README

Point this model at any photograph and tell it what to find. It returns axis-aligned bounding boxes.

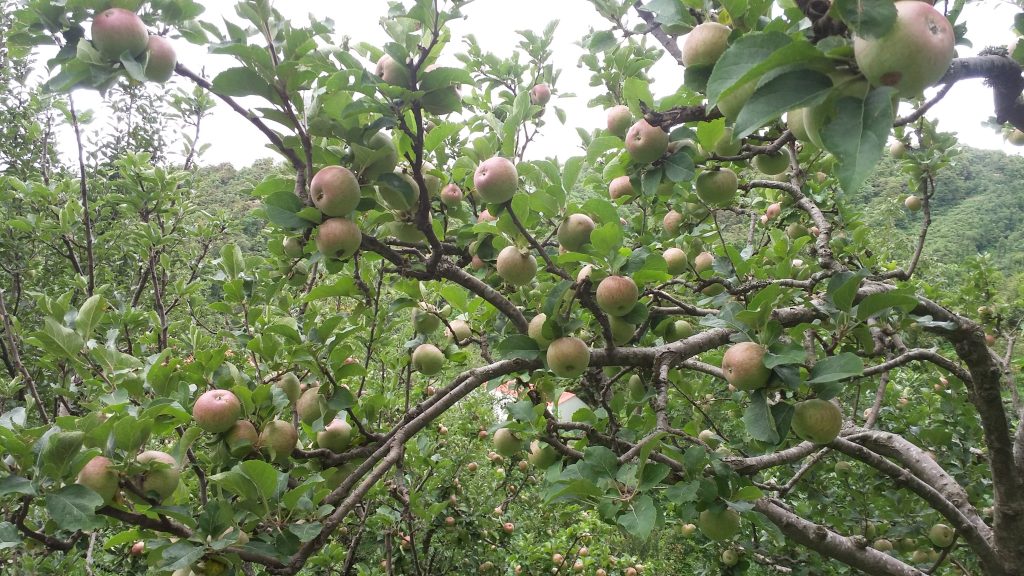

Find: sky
[64,0,1024,167]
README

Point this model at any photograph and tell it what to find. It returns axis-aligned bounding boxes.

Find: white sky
[64,0,1023,167]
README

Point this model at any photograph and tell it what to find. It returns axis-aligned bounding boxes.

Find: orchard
[1,0,1023,575]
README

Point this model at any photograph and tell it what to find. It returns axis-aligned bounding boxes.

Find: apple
[928,523,955,548]
[528,440,558,468]
[528,313,551,348]
[662,210,684,235]
[375,54,411,87]
[911,549,930,564]
[717,80,756,120]
[792,399,843,444]
[665,320,694,342]
[136,450,179,501]
[91,8,148,60]
[698,508,741,541]
[130,541,145,556]
[193,389,241,434]
[608,175,635,200]
[854,1,955,96]
[547,337,590,378]
[694,251,714,273]
[474,156,518,203]
[316,218,361,260]
[904,195,923,211]
[311,166,361,217]
[377,170,418,211]
[891,141,907,158]
[1008,129,1024,145]
[440,183,463,206]
[467,462,479,472]
[412,305,441,334]
[503,521,515,534]
[985,333,996,345]
[276,372,302,403]
[625,120,669,164]
[530,84,551,106]
[495,246,537,286]
[281,237,304,259]
[419,161,442,197]
[478,429,489,440]
[259,420,298,462]
[721,342,771,391]
[225,420,258,457]
[695,168,739,206]
[663,247,688,274]
[143,35,176,83]
[446,319,472,343]
[557,214,595,251]
[552,553,564,565]
[786,223,808,239]
[596,275,639,317]
[721,549,739,566]
[445,516,456,527]
[698,429,721,448]
[606,105,632,138]
[787,108,812,143]
[77,455,119,504]
[681,523,697,536]
[714,127,742,156]
[873,538,894,552]
[572,559,584,572]
[607,315,635,345]
[493,428,522,457]
[682,22,731,67]
[317,419,353,452]
[596,569,607,576]
[354,132,399,180]
[766,202,782,220]
[412,343,445,375]
[753,151,789,175]
[625,568,638,576]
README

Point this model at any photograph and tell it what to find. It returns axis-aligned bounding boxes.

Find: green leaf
[46,484,104,531]
[36,318,85,360]
[74,295,106,339]
[617,494,656,539]
[578,446,619,480]
[706,32,791,106]
[220,243,244,279]
[832,0,897,38]
[743,389,779,444]
[239,460,287,505]
[826,269,867,313]
[264,191,310,230]
[856,291,919,320]
[821,90,896,194]
[495,335,541,360]
[808,352,865,385]
[735,485,764,501]
[590,222,623,255]
[663,151,695,182]
[113,416,152,454]
[623,77,654,110]
[666,480,700,504]
[212,67,280,104]
[288,522,323,542]
[733,71,832,139]
[0,475,34,496]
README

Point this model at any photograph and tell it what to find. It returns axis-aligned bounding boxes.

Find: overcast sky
[66,0,1022,167]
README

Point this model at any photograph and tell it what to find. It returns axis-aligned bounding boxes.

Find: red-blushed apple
[595,275,639,317]
[695,168,738,206]
[478,209,496,223]
[625,120,669,164]
[529,84,551,106]
[316,418,353,452]
[91,8,148,60]
[77,455,119,504]
[193,389,241,434]
[259,419,298,462]
[135,450,179,501]
[662,209,684,235]
[694,251,714,273]
[546,337,590,378]
[495,246,537,286]
[316,217,361,260]
[681,22,731,67]
[557,214,595,251]
[311,165,361,217]
[791,399,843,444]
[225,420,258,457]
[502,521,515,534]
[130,541,145,556]
[608,175,635,200]
[473,156,518,204]
[721,342,771,391]
[853,1,955,96]
[440,183,463,206]
[606,105,632,138]
[412,343,445,375]
[143,35,176,83]
[765,202,782,220]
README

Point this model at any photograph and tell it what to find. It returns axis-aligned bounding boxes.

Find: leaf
[0,475,34,496]
[212,67,280,104]
[46,484,104,531]
[855,291,919,320]
[220,243,244,279]
[288,522,322,542]
[831,0,897,38]
[74,295,106,339]
[808,352,865,385]
[706,32,790,106]
[239,460,287,505]
[264,191,310,230]
[663,151,695,182]
[578,446,619,480]
[495,335,541,360]
[743,389,779,444]
[826,269,867,313]
[590,222,623,255]
[733,71,832,139]
[666,480,700,504]
[36,318,84,360]
[821,90,896,194]
[617,494,656,539]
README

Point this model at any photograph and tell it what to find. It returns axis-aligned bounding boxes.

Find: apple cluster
[90,7,177,83]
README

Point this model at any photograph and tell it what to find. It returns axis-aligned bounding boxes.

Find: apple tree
[1,0,1024,574]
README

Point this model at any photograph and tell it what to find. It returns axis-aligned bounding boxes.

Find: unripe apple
[787,108,812,143]
[694,251,714,273]
[873,538,894,552]
[681,523,697,536]
[412,343,445,375]
[478,209,497,223]
[225,420,258,457]
[375,54,411,87]
[663,247,688,274]
[193,389,241,434]
[681,22,731,67]
[493,428,522,457]
[717,80,756,120]
[316,218,361,260]
[496,246,537,286]
[528,313,551,348]
[91,8,148,60]
[698,508,741,541]
[786,223,808,239]
[721,342,771,391]
[528,440,559,468]
[446,319,472,343]
[136,450,179,501]
[281,237,304,259]
[317,419,353,452]
[276,372,302,403]
[891,141,907,158]
[546,337,590,378]
[440,183,463,206]
[557,214,595,251]
[928,523,955,548]
[530,84,551,106]
[412,305,441,334]
[609,175,635,200]
[474,156,518,204]
[695,168,739,206]
[698,429,721,448]
[143,35,176,83]
[792,399,843,444]
[259,420,298,462]
[596,275,639,317]
[596,569,607,576]
[572,559,584,572]
[809,225,821,236]
[478,429,489,440]
[713,127,741,156]
[297,386,328,424]
[853,1,955,97]
[625,567,638,576]
[665,319,694,342]
[662,210,684,235]
[721,548,739,566]
[753,151,789,175]
[625,120,669,164]
[77,455,119,504]
[904,195,923,211]
[311,166,361,217]
[1008,129,1024,145]
[552,553,564,565]
[467,462,479,472]
[355,132,399,180]
[606,105,632,138]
